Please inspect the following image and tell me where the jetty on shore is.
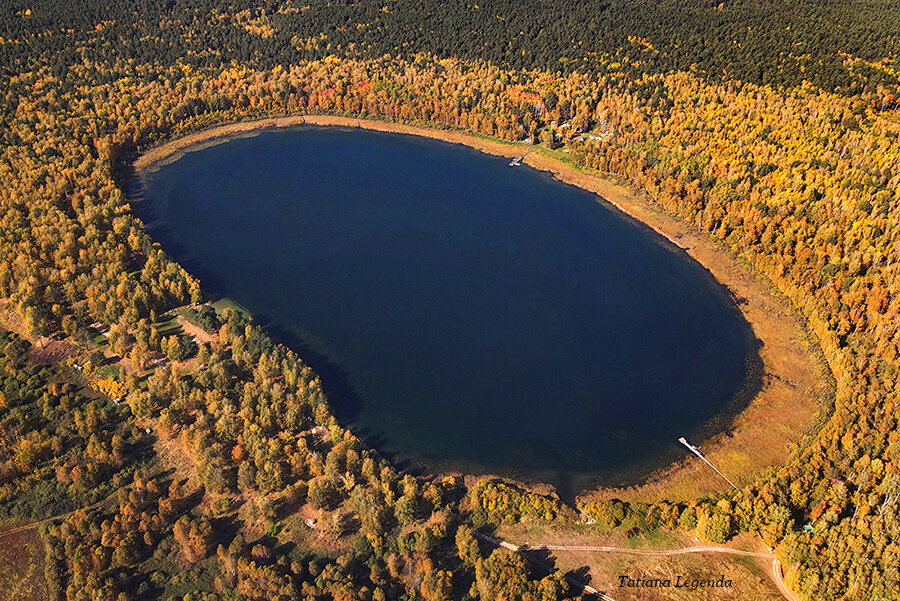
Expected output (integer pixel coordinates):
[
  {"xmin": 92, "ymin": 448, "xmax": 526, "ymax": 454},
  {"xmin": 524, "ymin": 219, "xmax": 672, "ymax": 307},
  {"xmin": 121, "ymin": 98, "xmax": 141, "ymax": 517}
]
[{"xmin": 509, "ymin": 152, "xmax": 529, "ymax": 166}]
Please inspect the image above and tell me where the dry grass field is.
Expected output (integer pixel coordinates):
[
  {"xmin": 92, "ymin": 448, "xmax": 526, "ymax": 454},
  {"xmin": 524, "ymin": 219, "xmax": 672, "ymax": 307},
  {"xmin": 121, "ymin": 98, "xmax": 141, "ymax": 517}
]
[{"xmin": 0, "ymin": 527, "xmax": 48, "ymax": 601}]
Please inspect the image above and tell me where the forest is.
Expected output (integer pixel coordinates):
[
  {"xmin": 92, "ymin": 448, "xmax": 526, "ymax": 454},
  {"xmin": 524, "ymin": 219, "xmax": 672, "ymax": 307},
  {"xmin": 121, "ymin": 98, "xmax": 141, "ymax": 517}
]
[
  {"xmin": 1, "ymin": 0, "xmax": 900, "ymax": 94},
  {"xmin": 0, "ymin": 0, "xmax": 899, "ymax": 600}
]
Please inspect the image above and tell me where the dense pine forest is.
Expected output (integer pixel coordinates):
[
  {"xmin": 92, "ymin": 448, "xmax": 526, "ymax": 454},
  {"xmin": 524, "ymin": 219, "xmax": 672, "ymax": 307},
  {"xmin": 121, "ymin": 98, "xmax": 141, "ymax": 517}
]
[
  {"xmin": 1, "ymin": 0, "xmax": 899, "ymax": 600},
  {"xmin": 3, "ymin": 0, "xmax": 900, "ymax": 94}
]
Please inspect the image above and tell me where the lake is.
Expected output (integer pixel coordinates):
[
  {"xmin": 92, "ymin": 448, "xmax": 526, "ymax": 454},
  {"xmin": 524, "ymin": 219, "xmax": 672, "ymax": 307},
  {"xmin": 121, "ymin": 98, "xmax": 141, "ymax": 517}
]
[{"xmin": 136, "ymin": 126, "xmax": 758, "ymax": 494}]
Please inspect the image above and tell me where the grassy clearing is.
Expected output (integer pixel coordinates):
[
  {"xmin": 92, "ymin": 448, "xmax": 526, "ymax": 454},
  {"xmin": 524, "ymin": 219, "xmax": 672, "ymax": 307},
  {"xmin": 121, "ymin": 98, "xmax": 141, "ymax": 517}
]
[
  {"xmin": 155, "ymin": 313, "xmax": 184, "ymax": 337},
  {"xmin": 210, "ymin": 297, "xmax": 251, "ymax": 318},
  {"xmin": 0, "ymin": 528, "xmax": 48, "ymax": 601},
  {"xmin": 96, "ymin": 363, "xmax": 121, "ymax": 378}
]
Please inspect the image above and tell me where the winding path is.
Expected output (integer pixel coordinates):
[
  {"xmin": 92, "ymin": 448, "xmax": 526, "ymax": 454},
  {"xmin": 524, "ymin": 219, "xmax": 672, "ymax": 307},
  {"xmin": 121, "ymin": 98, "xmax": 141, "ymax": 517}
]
[
  {"xmin": 533, "ymin": 543, "xmax": 772, "ymax": 557},
  {"xmin": 772, "ymin": 558, "xmax": 800, "ymax": 601}
]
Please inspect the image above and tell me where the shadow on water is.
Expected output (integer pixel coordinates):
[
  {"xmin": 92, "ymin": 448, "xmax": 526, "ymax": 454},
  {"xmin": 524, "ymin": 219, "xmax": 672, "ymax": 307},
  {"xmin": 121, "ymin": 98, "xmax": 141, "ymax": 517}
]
[
  {"xmin": 254, "ymin": 317, "xmax": 365, "ymax": 423},
  {"xmin": 127, "ymin": 166, "xmax": 373, "ymax": 431},
  {"xmin": 232, "ymin": 313, "xmax": 422, "ymax": 476},
  {"xmin": 128, "ymin": 163, "xmax": 424, "ymax": 474},
  {"xmin": 127, "ymin": 185, "xmax": 436, "ymax": 479}
]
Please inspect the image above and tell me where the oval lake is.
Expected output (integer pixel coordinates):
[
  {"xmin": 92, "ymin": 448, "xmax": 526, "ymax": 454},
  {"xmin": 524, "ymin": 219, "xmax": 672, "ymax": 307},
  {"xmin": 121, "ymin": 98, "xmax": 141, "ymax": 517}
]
[{"xmin": 136, "ymin": 126, "xmax": 758, "ymax": 493}]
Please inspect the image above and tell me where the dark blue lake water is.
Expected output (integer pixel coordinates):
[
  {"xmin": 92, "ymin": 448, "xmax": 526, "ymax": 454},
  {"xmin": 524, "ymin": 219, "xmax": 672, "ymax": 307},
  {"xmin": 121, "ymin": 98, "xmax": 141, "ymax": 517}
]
[{"xmin": 136, "ymin": 126, "xmax": 758, "ymax": 493}]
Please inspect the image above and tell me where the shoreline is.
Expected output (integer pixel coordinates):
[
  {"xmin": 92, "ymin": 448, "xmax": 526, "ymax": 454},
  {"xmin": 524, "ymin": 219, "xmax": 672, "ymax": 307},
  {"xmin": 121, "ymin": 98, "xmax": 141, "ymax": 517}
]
[{"xmin": 132, "ymin": 115, "xmax": 830, "ymax": 502}]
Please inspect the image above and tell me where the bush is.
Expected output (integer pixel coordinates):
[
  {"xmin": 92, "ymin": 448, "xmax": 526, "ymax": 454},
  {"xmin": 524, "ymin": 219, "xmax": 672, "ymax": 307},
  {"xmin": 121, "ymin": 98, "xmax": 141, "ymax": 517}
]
[
  {"xmin": 697, "ymin": 510, "xmax": 733, "ymax": 544},
  {"xmin": 308, "ymin": 478, "xmax": 340, "ymax": 511},
  {"xmin": 183, "ymin": 306, "xmax": 222, "ymax": 334},
  {"xmin": 581, "ymin": 499, "xmax": 628, "ymax": 527},
  {"xmin": 678, "ymin": 506, "xmax": 698, "ymax": 530}
]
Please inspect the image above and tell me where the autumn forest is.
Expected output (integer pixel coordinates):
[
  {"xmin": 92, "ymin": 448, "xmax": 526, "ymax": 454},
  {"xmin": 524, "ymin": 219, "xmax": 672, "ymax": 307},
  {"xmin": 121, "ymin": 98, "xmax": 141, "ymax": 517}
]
[{"xmin": 1, "ymin": 0, "xmax": 899, "ymax": 600}]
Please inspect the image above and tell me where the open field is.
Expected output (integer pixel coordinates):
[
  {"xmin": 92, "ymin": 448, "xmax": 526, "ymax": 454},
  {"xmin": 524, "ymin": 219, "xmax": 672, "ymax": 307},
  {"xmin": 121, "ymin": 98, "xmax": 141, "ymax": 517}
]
[{"xmin": 0, "ymin": 527, "xmax": 48, "ymax": 601}]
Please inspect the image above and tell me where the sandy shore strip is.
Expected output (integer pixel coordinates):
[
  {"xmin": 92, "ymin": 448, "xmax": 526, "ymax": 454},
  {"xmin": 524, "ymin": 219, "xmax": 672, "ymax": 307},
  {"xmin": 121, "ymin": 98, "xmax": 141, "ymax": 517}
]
[{"xmin": 133, "ymin": 115, "xmax": 830, "ymax": 501}]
